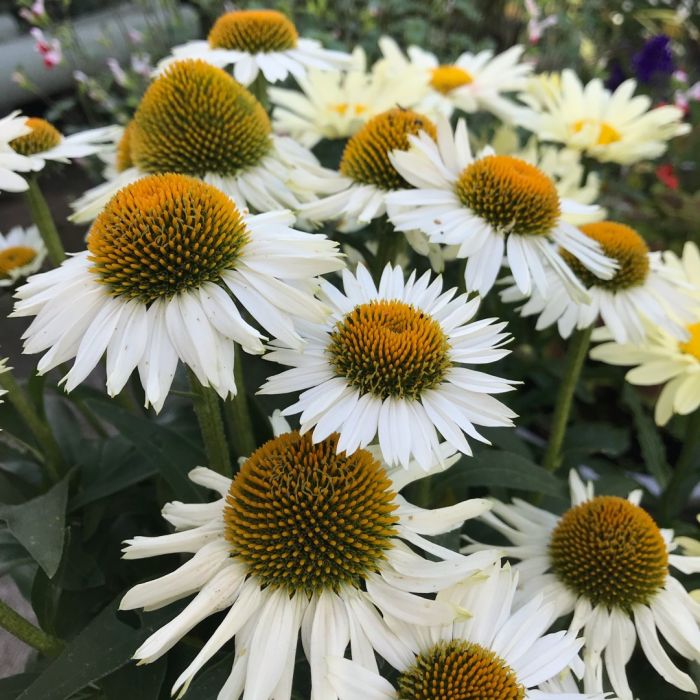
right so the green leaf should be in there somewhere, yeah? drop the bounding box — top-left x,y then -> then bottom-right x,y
0,476 -> 69,578
447,450 -> 566,499
183,657 -> 233,700
563,423 -> 630,458
623,386 -> 671,487
0,674 -> 39,700
101,658 -> 167,700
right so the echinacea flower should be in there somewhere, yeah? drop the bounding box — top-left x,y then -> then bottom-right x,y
501,222 -> 697,343
0,111 -> 41,192
386,118 -> 615,299
299,108 -> 438,231
260,263 -> 517,469
71,60 -> 341,222
589,241 -> 700,424
269,47 -> 429,148
520,69 -> 690,164
464,470 -> 700,699
120,428 -> 498,699
378,37 -> 532,122
8,116 -> 118,170
329,563 -> 598,700
14,173 -> 343,411
156,9 -> 350,85
0,226 -> 46,287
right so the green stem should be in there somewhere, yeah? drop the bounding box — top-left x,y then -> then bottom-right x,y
248,73 -> 268,109
188,371 -> 231,476
662,408 -> 700,520
0,598 -> 63,656
25,176 -> 65,266
542,325 -> 594,472
223,345 -> 257,460
0,368 -> 63,483
372,220 -> 404,283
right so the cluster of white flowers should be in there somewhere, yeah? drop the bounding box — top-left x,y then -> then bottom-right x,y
0,7 -> 697,700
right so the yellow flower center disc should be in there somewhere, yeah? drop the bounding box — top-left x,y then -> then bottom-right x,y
339,108 -> 437,190
455,155 -> 560,236
430,65 -> 474,94
398,640 -> 526,700
0,246 -> 37,277
550,495 -> 668,609
224,431 -> 399,594
208,9 -> 298,52
561,221 -> 650,291
572,119 -> 622,146
10,117 -> 62,156
130,59 -> 272,178
115,122 -> 134,173
680,322 -> 700,361
328,299 -> 451,400
87,173 -> 250,303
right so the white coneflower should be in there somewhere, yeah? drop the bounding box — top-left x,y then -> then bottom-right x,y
299,108 -> 438,231
464,470 -> 700,699
329,563 -> 601,700
120,428 -> 499,699
520,69 -> 690,164
501,222 -> 697,343
0,111 -> 41,192
378,36 -> 532,122
70,60 -> 342,222
14,173 -> 343,411
0,226 -> 46,287
387,118 -> 615,299
260,263 -> 517,469
156,9 -> 350,85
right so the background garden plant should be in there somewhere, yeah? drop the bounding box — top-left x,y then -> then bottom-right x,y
0,1 -> 698,699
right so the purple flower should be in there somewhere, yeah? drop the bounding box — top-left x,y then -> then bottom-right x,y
605,60 -> 626,90
633,35 -> 674,84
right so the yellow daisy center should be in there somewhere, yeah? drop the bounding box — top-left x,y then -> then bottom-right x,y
572,119 -> 622,146
430,65 -> 474,94
223,431 -> 399,594
115,122 -> 134,173
0,246 -> 37,277
550,495 -> 668,609
87,173 -> 250,303
327,299 -> 451,400
130,59 -> 271,178
455,155 -> 561,236
339,108 -> 437,190
397,640 -> 526,700
561,221 -> 650,291
680,322 -> 700,360
10,117 -> 61,156
208,10 -> 298,52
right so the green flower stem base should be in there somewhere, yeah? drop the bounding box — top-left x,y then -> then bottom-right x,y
372,219 -> 404,283
224,344 -> 257,461
662,408 -> 700,520
248,73 -> 269,109
188,371 -> 231,476
0,598 -> 63,656
25,176 -> 65,266
0,367 -> 63,484
542,325 -> 594,472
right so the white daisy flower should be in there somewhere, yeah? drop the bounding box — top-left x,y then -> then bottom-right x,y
13,173 -> 343,412
520,69 -> 690,165
70,60 -> 342,223
464,470 -> 700,699
377,37 -> 532,122
0,111 -> 42,192
259,263 -> 517,470
328,563 -> 600,700
156,9 -> 350,86
0,225 -> 46,287
299,108 -> 438,231
120,428 -> 499,699
386,118 -> 616,300
269,47 -> 430,148
7,116 -> 118,170
501,222 -> 697,343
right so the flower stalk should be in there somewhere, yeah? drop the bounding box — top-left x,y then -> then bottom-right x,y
188,371 -> 231,476
224,344 -> 257,460
0,598 -> 63,656
24,175 -> 65,266
542,325 -> 594,472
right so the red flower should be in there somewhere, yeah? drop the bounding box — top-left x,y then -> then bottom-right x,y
656,164 -> 679,190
